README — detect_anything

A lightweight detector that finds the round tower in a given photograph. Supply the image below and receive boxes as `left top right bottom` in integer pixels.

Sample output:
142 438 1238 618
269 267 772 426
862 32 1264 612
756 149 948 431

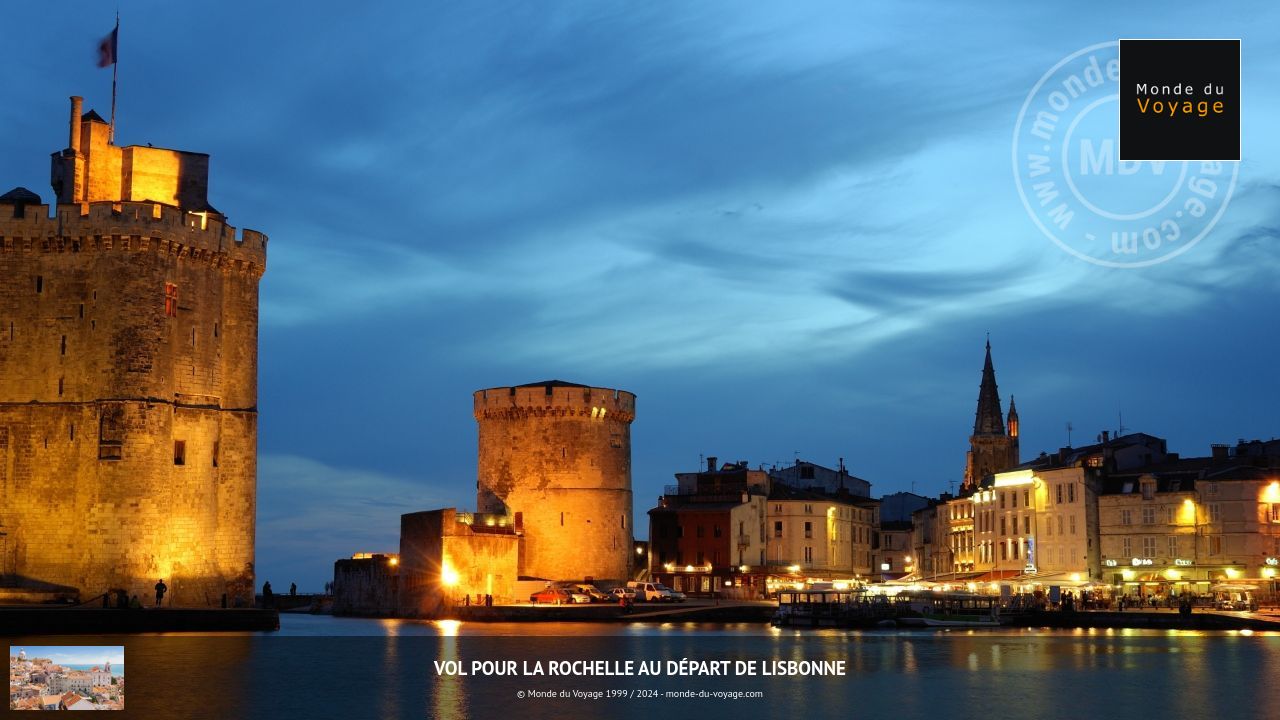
474 381 635 582
0 98 264 606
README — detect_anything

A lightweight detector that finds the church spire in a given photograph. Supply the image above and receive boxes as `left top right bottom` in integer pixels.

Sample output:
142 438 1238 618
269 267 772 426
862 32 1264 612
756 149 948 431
973 337 1005 436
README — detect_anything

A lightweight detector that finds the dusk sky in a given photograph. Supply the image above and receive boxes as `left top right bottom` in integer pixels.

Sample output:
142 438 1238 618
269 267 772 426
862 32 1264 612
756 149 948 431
3 2 1278 589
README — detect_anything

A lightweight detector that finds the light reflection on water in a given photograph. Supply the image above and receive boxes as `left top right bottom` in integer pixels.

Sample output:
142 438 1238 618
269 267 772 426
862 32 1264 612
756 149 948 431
11 616 1279 719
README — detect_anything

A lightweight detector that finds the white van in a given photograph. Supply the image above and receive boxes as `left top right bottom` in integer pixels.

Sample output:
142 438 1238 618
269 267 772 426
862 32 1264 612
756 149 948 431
626 581 672 602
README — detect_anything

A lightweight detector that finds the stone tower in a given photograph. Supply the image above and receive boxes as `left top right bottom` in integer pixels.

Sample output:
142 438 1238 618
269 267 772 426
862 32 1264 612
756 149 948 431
0 97 266 606
474 381 635 582
962 339 1020 494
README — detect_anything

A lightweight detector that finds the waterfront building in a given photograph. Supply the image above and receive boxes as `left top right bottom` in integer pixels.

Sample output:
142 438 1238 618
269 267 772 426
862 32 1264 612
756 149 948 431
648 459 768 597
398 508 520 615
1098 441 1280 600
911 497 956 580
873 520 914 581
765 484 875 578
0 96 266 606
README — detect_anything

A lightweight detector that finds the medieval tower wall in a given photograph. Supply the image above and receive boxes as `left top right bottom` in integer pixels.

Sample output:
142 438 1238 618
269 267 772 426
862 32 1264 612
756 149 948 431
0 98 265 606
474 382 634 582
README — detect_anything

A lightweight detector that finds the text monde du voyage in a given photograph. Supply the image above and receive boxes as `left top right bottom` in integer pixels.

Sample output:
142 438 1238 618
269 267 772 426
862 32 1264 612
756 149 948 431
433 659 847 677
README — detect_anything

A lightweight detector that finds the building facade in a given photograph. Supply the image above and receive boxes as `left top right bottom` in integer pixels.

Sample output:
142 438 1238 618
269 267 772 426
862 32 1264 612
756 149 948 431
648 460 768 597
0 96 265 606
1098 448 1280 599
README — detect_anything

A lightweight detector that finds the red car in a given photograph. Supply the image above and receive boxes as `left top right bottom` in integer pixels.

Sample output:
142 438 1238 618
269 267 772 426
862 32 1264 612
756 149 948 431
530 587 573 605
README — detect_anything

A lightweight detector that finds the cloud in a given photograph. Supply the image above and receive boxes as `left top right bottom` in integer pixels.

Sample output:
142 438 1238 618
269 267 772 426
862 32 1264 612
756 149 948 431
255 455 452 590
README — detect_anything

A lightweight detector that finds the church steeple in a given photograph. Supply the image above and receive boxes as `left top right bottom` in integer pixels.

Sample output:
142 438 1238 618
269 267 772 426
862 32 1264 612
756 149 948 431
973 337 1006 436
962 338 1019 494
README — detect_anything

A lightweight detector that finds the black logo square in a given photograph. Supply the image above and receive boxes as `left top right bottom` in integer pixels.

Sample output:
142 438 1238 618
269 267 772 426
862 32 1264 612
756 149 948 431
1119 39 1240 161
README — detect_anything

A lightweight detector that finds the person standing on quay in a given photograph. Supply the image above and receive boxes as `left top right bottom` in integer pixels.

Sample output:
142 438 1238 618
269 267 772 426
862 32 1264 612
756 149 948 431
154 579 167 607
263 581 274 608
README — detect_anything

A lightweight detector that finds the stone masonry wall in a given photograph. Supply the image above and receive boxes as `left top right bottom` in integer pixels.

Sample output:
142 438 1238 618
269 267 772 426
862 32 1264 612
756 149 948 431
0 200 264 606
474 385 634 582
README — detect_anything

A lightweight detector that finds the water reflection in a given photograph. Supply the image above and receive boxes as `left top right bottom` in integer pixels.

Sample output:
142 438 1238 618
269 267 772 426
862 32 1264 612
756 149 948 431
10 618 1279 719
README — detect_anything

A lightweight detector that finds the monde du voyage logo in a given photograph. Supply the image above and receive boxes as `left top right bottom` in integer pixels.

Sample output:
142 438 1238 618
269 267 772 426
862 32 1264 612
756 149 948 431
1013 40 1240 268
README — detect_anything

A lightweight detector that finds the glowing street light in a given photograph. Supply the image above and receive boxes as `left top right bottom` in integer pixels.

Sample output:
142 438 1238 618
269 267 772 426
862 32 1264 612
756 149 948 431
441 566 460 587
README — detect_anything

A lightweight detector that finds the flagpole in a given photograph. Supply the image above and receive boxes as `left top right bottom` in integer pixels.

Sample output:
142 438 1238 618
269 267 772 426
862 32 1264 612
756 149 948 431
109 13 118 143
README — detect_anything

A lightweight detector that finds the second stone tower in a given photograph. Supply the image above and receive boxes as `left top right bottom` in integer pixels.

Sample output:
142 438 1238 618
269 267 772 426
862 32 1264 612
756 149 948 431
474 381 635 582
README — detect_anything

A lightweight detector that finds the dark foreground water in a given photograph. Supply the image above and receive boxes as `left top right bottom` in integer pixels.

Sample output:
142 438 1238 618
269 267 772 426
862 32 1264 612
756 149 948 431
11 615 1279 719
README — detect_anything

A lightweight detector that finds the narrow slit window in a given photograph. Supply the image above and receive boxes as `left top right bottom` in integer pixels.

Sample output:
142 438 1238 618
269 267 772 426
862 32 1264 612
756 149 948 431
35 276 43 293
173 440 186 466
212 440 220 468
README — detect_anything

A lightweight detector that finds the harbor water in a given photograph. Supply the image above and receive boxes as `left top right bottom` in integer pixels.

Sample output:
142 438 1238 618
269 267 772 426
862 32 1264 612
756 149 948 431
11 614 1278 719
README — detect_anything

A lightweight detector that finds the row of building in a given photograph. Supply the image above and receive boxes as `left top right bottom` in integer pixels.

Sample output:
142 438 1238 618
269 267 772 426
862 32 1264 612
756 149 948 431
642 342 1280 602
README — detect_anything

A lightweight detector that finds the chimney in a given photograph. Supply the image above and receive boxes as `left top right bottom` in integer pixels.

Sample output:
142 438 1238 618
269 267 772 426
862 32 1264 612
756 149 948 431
69 96 83 154
707 456 717 473
1101 430 1110 443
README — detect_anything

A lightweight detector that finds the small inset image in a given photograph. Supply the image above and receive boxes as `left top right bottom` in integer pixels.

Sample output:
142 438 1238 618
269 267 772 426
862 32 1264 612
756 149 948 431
8 646 124 711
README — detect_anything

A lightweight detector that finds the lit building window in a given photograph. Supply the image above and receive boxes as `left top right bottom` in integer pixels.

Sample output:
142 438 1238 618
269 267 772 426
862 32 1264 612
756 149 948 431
165 283 179 317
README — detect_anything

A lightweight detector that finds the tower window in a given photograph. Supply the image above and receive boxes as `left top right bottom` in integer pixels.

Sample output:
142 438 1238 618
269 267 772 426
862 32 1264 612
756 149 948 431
35 276 43 293
98 406 124 460
60 335 66 355
165 283 179 317
174 440 186 466
212 440 220 468
58 377 64 396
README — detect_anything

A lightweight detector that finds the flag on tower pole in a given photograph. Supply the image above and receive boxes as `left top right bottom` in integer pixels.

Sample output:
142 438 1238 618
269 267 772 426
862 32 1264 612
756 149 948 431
96 24 118 67
96 15 120 142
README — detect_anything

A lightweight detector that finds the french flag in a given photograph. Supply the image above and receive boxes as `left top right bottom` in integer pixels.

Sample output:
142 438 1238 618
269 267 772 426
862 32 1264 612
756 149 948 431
96 25 117 68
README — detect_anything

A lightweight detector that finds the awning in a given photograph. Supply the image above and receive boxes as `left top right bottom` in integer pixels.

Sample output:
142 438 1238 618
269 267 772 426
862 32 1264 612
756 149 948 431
1012 571 1092 586
975 570 1021 582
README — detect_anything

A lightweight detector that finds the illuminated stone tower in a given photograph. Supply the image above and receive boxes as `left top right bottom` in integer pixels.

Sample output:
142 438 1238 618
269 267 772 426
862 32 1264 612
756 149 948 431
0 97 266 606
474 381 635 582
962 339 1020 494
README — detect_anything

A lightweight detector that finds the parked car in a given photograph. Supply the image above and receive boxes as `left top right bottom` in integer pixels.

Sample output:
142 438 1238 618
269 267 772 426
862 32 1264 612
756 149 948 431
530 587 573 605
563 588 593 604
572 584 612 603
610 587 638 602
654 583 686 602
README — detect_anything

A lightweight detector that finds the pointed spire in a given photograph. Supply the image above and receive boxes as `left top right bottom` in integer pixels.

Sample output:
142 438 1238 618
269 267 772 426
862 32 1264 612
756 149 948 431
973 338 1005 436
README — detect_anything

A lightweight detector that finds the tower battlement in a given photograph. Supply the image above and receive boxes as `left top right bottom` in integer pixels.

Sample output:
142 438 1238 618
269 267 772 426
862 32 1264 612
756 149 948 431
474 382 636 422
0 200 266 276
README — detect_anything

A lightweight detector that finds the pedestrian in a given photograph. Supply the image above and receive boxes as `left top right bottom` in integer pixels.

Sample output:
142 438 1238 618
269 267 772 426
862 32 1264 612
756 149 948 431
485 594 492 607
464 594 471 607
154 579 167 607
290 582 297 596
263 581 274 608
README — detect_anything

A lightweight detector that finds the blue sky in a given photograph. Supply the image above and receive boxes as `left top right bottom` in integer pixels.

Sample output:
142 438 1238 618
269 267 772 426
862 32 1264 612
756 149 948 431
10 646 124 667
2 2 1278 589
